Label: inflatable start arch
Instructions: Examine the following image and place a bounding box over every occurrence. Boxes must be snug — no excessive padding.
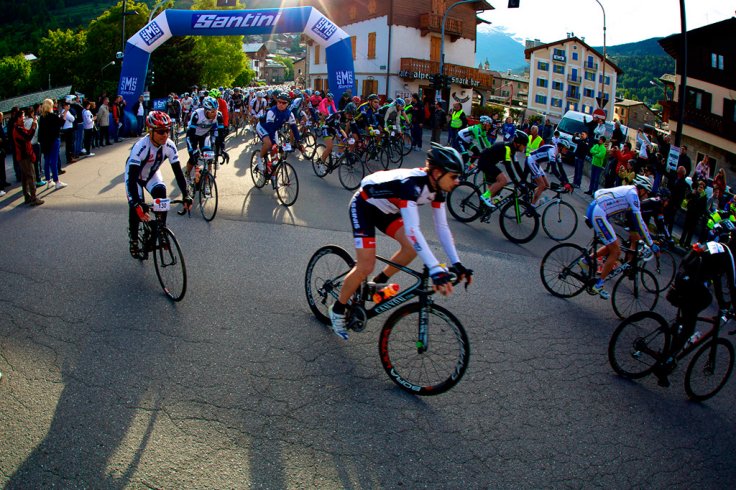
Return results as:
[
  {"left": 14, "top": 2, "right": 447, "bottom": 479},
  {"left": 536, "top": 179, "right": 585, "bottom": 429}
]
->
[{"left": 118, "top": 7, "right": 356, "bottom": 109}]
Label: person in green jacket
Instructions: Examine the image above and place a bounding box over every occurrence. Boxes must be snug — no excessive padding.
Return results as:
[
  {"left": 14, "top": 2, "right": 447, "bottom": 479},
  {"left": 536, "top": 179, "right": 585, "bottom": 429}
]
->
[{"left": 585, "top": 136, "right": 608, "bottom": 195}]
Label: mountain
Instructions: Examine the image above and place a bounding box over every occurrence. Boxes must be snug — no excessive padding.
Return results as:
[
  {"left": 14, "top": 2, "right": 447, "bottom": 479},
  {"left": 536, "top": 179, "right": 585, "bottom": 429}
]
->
[
  {"left": 475, "top": 28, "right": 527, "bottom": 72},
  {"left": 595, "top": 37, "right": 669, "bottom": 57}
]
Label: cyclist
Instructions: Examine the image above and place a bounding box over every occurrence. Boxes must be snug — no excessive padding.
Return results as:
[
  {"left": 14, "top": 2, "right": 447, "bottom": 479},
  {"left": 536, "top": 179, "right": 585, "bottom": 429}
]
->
[
  {"left": 523, "top": 139, "right": 572, "bottom": 205},
  {"left": 583, "top": 175, "right": 659, "bottom": 299},
  {"left": 230, "top": 87, "right": 245, "bottom": 130},
  {"left": 656, "top": 223, "right": 736, "bottom": 386},
  {"left": 455, "top": 115, "right": 493, "bottom": 157},
  {"left": 476, "top": 129, "right": 529, "bottom": 208},
  {"left": 354, "top": 94, "right": 382, "bottom": 135},
  {"left": 254, "top": 92, "right": 302, "bottom": 172},
  {"left": 210, "top": 89, "right": 229, "bottom": 159},
  {"left": 185, "top": 96, "right": 223, "bottom": 183},
  {"left": 383, "top": 97, "right": 407, "bottom": 134},
  {"left": 180, "top": 92, "right": 193, "bottom": 124},
  {"left": 314, "top": 103, "right": 357, "bottom": 171},
  {"left": 165, "top": 93, "right": 182, "bottom": 134},
  {"left": 125, "top": 111, "right": 191, "bottom": 256},
  {"left": 328, "top": 143, "right": 474, "bottom": 340}
]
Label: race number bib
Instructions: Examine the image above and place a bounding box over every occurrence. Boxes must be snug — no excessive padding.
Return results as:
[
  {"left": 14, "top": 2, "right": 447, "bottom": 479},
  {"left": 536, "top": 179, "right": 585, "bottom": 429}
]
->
[{"left": 152, "top": 198, "right": 171, "bottom": 212}]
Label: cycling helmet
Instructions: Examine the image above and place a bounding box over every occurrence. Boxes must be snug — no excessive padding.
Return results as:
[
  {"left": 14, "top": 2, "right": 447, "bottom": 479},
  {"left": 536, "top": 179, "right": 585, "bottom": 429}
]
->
[
  {"left": 314, "top": 91, "right": 320, "bottom": 96},
  {"left": 394, "top": 97, "right": 405, "bottom": 107},
  {"left": 266, "top": 90, "right": 273, "bottom": 96},
  {"left": 632, "top": 175, "right": 653, "bottom": 192},
  {"left": 513, "top": 130, "right": 529, "bottom": 146},
  {"left": 146, "top": 111, "right": 173, "bottom": 130},
  {"left": 367, "top": 94, "right": 378, "bottom": 101},
  {"left": 209, "top": 89, "right": 221, "bottom": 98},
  {"left": 304, "top": 89, "right": 312, "bottom": 96},
  {"left": 326, "top": 92, "right": 334, "bottom": 98},
  {"left": 479, "top": 115, "right": 492, "bottom": 125},
  {"left": 276, "top": 92, "right": 290, "bottom": 103},
  {"left": 183, "top": 92, "right": 189, "bottom": 97},
  {"left": 352, "top": 96, "right": 361, "bottom": 104},
  {"left": 233, "top": 87, "right": 241, "bottom": 93},
  {"left": 294, "top": 89, "right": 302, "bottom": 97},
  {"left": 343, "top": 102, "right": 357, "bottom": 116},
  {"left": 556, "top": 139, "right": 571, "bottom": 150},
  {"left": 427, "top": 142, "right": 463, "bottom": 174},
  {"left": 202, "top": 96, "right": 218, "bottom": 111}
]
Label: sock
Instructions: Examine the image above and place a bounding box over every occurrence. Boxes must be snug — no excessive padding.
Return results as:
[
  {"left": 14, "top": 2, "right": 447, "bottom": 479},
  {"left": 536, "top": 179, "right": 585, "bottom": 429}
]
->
[
  {"left": 373, "top": 272, "right": 390, "bottom": 284},
  {"left": 595, "top": 279, "right": 605, "bottom": 288},
  {"left": 481, "top": 189, "right": 491, "bottom": 199},
  {"left": 332, "top": 301, "right": 346, "bottom": 315}
]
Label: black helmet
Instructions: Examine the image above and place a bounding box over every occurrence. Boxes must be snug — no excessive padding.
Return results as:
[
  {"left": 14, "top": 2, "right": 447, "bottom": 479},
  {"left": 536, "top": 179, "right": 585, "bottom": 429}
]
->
[
  {"left": 514, "top": 130, "right": 529, "bottom": 146},
  {"left": 276, "top": 92, "right": 290, "bottom": 103},
  {"left": 343, "top": 102, "right": 357, "bottom": 116},
  {"left": 367, "top": 94, "right": 379, "bottom": 101},
  {"left": 427, "top": 142, "right": 463, "bottom": 174}
]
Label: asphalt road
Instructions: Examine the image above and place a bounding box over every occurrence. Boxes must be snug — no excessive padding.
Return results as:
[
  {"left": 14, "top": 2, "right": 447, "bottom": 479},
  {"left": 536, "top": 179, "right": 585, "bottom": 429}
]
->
[{"left": 1, "top": 132, "right": 734, "bottom": 488}]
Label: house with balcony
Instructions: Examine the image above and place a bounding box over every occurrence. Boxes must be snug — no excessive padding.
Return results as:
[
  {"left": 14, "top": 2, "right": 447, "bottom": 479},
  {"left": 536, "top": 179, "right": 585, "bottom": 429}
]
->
[
  {"left": 242, "top": 42, "right": 269, "bottom": 80},
  {"left": 488, "top": 70, "right": 529, "bottom": 107},
  {"left": 613, "top": 99, "right": 659, "bottom": 131},
  {"left": 524, "top": 35, "right": 621, "bottom": 122},
  {"left": 248, "top": 0, "right": 493, "bottom": 114},
  {"left": 658, "top": 17, "right": 736, "bottom": 174}
]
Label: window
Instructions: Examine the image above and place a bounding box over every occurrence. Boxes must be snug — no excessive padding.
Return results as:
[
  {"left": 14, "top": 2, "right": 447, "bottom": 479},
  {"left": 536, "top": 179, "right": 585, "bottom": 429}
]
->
[
  {"left": 686, "top": 87, "right": 712, "bottom": 112},
  {"left": 551, "top": 97, "right": 563, "bottom": 108},
  {"left": 552, "top": 81, "right": 564, "bottom": 91},
  {"left": 711, "top": 53, "right": 724, "bottom": 70},
  {"left": 361, "top": 79, "right": 378, "bottom": 98},
  {"left": 553, "top": 48, "right": 565, "bottom": 57},
  {"left": 368, "top": 32, "right": 376, "bottom": 59},
  {"left": 314, "top": 45, "right": 320, "bottom": 64},
  {"left": 537, "top": 61, "right": 549, "bottom": 71},
  {"left": 553, "top": 64, "right": 565, "bottom": 74},
  {"left": 582, "top": 104, "right": 592, "bottom": 114},
  {"left": 431, "top": 37, "right": 441, "bottom": 62},
  {"left": 351, "top": 36, "right": 356, "bottom": 60},
  {"left": 536, "top": 78, "right": 548, "bottom": 88},
  {"left": 535, "top": 94, "right": 547, "bottom": 104},
  {"left": 584, "top": 88, "right": 595, "bottom": 98},
  {"left": 725, "top": 99, "right": 736, "bottom": 123},
  {"left": 584, "top": 71, "right": 596, "bottom": 81},
  {"left": 567, "top": 102, "right": 578, "bottom": 111},
  {"left": 315, "top": 79, "right": 323, "bottom": 92},
  {"left": 572, "top": 52, "right": 578, "bottom": 61},
  {"left": 599, "top": 74, "right": 611, "bottom": 85}
]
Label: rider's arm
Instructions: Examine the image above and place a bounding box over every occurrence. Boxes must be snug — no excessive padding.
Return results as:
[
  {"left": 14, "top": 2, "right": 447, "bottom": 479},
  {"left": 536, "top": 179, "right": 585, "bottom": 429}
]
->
[
  {"left": 288, "top": 111, "right": 301, "bottom": 142},
  {"left": 628, "top": 193, "right": 654, "bottom": 246},
  {"left": 399, "top": 201, "right": 444, "bottom": 273},
  {"left": 126, "top": 163, "right": 143, "bottom": 207},
  {"left": 431, "top": 202, "right": 461, "bottom": 265}
]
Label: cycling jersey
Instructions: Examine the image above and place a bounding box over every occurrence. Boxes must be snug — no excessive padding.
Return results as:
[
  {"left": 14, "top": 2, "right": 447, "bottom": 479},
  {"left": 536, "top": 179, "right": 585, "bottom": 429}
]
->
[
  {"left": 383, "top": 104, "right": 404, "bottom": 130},
  {"left": 457, "top": 124, "right": 491, "bottom": 153},
  {"left": 525, "top": 144, "right": 556, "bottom": 179},
  {"left": 322, "top": 111, "right": 353, "bottom": 138},
  {"left": 477, "top": 142, "right": 525, "bottom": 185},
  {"left": 125, "top": 135, "right": 187, "bottom": 206},
  {"left": 587, "top": 185, "right": 653, "bottom": 246},
  {"left": 355, "top": 102, "right": 380, "bottom": 130},
  {"left": 351, "top": 168, "right": 460, "bottom": 270},
  {"left": 187, "top": 107, "right": 223, "bottom": 138},
  {"left": 231, "top": 93, "right": 244, "bottom": 111},
  {"left": 256, "top": 105, "right": 301, "bottom": 143},
  {"left": 250, "top": 97, "right": 267, "bottom": 116}
]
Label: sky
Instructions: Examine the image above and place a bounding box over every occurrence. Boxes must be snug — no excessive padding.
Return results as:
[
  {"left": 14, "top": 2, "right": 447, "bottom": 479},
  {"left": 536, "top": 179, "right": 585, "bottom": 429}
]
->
[{"left": 478, "top": 0, "right": 736, "bottom": 46}]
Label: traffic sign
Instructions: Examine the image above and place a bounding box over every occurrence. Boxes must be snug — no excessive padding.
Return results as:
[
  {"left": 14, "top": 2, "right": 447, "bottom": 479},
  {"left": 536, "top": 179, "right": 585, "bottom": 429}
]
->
[
  {"left": 592, "top": 108, "right": 606, "bottom": 119},
  {"left": 595, "top": 96, "right": 608, "bottom": 109}
]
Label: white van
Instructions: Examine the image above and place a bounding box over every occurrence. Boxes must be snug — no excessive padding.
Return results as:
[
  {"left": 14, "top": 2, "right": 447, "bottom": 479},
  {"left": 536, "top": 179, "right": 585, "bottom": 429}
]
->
[{"left": 555, "top": 110, "right": 628, "bottom": 157}]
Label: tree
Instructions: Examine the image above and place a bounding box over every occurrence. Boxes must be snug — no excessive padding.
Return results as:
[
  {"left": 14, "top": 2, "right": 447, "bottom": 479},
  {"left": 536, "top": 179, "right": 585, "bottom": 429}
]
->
[
  {"left": 0, "top": 55, "right": 32, "bottom": 98},
  {"left": 273, "top": 55, "right": 294, "bottom": 82},
  {"left": 232, "top": 63, "right": 257, "bottom": 88},
  {"left": 35, "top": 28, "right": 87, "bottom": 93}
]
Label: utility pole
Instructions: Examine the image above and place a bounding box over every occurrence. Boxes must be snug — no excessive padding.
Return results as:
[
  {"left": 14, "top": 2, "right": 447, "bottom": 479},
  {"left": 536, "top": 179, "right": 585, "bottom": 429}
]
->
[{"left": 594, "top": 0, "right": 607, "bottom": 111}]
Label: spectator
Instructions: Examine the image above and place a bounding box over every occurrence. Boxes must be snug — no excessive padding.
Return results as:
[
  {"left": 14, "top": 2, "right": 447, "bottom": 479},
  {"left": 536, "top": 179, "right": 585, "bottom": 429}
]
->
[
  {"left": 617, "top": 159, "right": 635, "bottom": 185},
  {"left": 526, "top": 125, "right": 543, "bottom": 155},
  {"left": 501, "top": 117, "right": 516, "bottom": 143},
  {"left": 678, "top": 144, "right": 692, "bottom": 176},
  {"left": 82, "top": 100, "right": 96, "bottom": 157},
  {"left": 38, "top": 98, "right": 66, "bottom": 189},
  {"left": 586, "top": 136, "right": 608, "bottom": 195},
  {"left": 664, "top": 166, "right": 689, "bottom": 234},
  {"left": 97, "top": 97, "right": 111, "bottom": 146},
  {"left": 70, "top": 97, "right": 84, "bottom": 157},
  {"left": 571, "top": 131, "right": 590, "bottom": 188},
  {"left": 60, "top": 100, "right": 77, "bottom": 166},
  {"left": 610, "top": 120, "right": 625, "bottom": 149},
  {"left": 430, "top": 100, "right": 446, "bottom": 144},
  {"left": 694, "top": 154, "right": 711, "bottom": 181},
  {"left": 447, "top": 101, "right": 467, "bottom": 147},
  {"left": 713, "top": 168, "right": 727, "bottom": 209},
  {"left": 7, "top": 107, "right": 21, "bottom": 182},
  {"left": 679, "top": 179, "right": 708, "bottom": 247},
  {"left": 133, "top": 95, "right": 146, "bottom": 136},
  {"left": 338, "top": 91, "right": 351, "bottom": 111},
  {"left": 23, "top": 104, "right": 45, "bottom": 187},
  {"left": 541, "top": 118, "right": 554, "bottom": 142},
  {"left": 11, "top": 109, "right": 43, "bottom": 206},
  {"left": 0, "top": 112, "right": 8, "bottom": 194},
  {"left": 407, "top": 93, "right": 424, "bottom": 151}
]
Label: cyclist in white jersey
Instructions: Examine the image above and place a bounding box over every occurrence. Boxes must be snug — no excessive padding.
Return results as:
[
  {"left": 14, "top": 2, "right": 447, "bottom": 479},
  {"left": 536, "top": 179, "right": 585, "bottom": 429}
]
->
[
  {"left": 584, "top": 175, "right": 659, "bottom": 298},
  {"left": 249, "top": 92, "right": 268, "bottom": 125}
]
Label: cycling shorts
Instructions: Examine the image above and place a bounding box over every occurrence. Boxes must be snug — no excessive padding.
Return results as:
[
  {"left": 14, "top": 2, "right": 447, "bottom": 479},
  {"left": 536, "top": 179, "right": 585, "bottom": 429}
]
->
[
  {"left": 349, "top": 191, "right": 404, "bottom": 249},
  {"left": 586, "top": 202, "right": 617, "bottom": 246},
  {"left": 524, "top": 157, "right": 545, "bottom": 179},
  {"left": 125, "top": 170, "right": 166, "bottom": 205},
  {"left": 255, "top": 123, "right": 278, "bottom": 144}
]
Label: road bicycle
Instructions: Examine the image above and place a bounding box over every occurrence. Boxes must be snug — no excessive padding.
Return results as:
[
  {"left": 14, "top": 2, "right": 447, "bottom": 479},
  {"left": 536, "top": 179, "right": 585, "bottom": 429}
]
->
[
  {"left": 608, "top": 309, "right": 735, "bottom": 401},
  {"left": 447, "top": 180, "right": 540, "bottom": 244},
  {"left": 304, "top": 245, "right": 470, "bottom": 395},
  {"left": 540, "top": 228, "right": 660, "bottom": 318},
  {"left": 299, "top": 121, "right": 318, "bottom": 160},
  {"left": 249, "top": 144, "right": 299, "bottom": 207},
  {"left": 169, "top": 119, "right": 181, "bottom": 146},
  {"left": 130, "top": 198, "right": 187, "bottom": 301},
  {"left": 177, "top": 149, "right": 218, "bottom": 221},
  {"left": 312, "top": 137, "right": 364, "bottom": 190}
]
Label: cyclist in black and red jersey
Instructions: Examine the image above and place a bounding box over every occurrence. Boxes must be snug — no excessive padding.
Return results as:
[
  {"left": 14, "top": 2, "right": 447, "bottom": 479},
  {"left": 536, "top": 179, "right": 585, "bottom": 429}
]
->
[{"left": 328, "top": 143, "right": 474, "bottom": 340}]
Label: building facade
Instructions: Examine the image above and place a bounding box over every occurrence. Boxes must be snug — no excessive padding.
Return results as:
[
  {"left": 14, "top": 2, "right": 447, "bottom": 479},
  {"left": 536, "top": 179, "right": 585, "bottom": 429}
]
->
[
  {"left": 659, "top": 17, "right": 736, "bottom": 174},
  {"left": 488, "top": 70, "right": 529, "bottom": 107},
  {"left": 524, "top": 35, "right": 621, "bottom": 122},
  {"left": 613, "top": 99, "right": 658, "bottom": 131}
]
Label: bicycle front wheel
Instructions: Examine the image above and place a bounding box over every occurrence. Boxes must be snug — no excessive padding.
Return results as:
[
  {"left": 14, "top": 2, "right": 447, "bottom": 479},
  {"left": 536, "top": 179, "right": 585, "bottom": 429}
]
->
[
  {"left": 499, "top": 198, "right": 539, "bottom": 244},
  {"left": 611, "top": 269, "right": 659, "bottom": 319},
  {"left": 338, "top": 153, "right": 364, "bottom": 191},
  {"left": 400, "top": 133, "right": 412, "bottom": 156},
  {"left": 608, "top": 311, "right": 670, "bottom": 379},
  {"left": 302, "top": 132, "right": 317, "bottom": 160},
  {"left": 542, "top": 200, "right": 578, "bottom": 241},
  {"left": 250, "top": 151, "right": 266, "bottom": 188},
  {"left": 312, "top": 144, "right": 329, "bottom": 177},
  {"left": 684, "top": 338, "right": 735, "bottom": 401},
  {"left": 643, "top": 250, "right": 676, "bottom": 293},
  {"left": 276, "top": 162, "right": 299, "bottom": 207},
  {"left": 447, "top": 182, "right": 483, "bottom": 223},
  {"left": 539, "top": 243, "right": 589, "bottom": 298},
  {"left": 379, "top": 303, "right": 469, "bottom": 396},
  {"left": 198, "top": 173, "right": 218, "bottom": 221},
  {"left": 153, "top": 227, "right": 187, "bottom": 301},
  {"left": 305, "top": 245, "right": 355, "bottom": 325}
]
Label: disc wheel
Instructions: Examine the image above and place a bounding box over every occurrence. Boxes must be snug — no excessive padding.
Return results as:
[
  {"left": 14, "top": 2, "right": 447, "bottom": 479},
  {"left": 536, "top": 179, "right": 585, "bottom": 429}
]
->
[
  {"left": 447, "top": 182, "right": 483, "bottom": 223},
  {"left": 276, "top": 162, "right": 299, "bottom": 207},
  {"left": 539, "top": 243, "right": 589, "bottom": 298},
  {"left": 250, "top": 151, "right": 266, "bottom": 188},
  {"left": 338, "top": 153, "right": 364, "bottom": 191},
  {"left": 684, "top": 338, "right": 735, "bottom": 402},
  {"left": 198, "top": 173, "right": 218, "bottom": 222},
  {"left": 542, "top": 200, "right": 578, "bottom": 241},
  {"left": 608, "top": 311, "right": 670, "bottom": 379},
  {"left": 305, "top": 245, "right": 355, "bottom": 325},
  {"left": 498, "top": 198, "right": 540, "bottom": 244},
  {"left": 153, "top": 227, "right": 187, "bottom": 302},
  {"left": 611, "top": 269, "right": 660, "bottom": 319}
]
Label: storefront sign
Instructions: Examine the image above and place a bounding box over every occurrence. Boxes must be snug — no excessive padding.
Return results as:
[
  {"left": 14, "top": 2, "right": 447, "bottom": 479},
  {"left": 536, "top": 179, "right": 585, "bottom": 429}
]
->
[
  {"left": 399, "top": 70, "right": 481, "bottom": 88},
  {"left": 452, "top": 91, "right": 471, "bottom": 104}
]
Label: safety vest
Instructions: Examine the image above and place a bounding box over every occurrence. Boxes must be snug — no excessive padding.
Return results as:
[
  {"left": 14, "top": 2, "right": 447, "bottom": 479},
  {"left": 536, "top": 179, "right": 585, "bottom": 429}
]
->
[
  {"left": 526, "top": 134, "right": 543, "bottom": 155},
  {"left": 450, "top": 109, "right": 464, "bottom": 129}
]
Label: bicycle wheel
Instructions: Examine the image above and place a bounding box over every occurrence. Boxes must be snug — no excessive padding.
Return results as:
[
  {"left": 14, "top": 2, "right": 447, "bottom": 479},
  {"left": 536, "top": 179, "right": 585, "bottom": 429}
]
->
[
  {"left": 378, "top": 303, "right": 469, "bottom": 396},
  {"left": 643, "top": 250, "right": 676, "bottom": 293},
  {"left": 542, "top": 200, "right": 578, "bottom": 241},
  {"left": 305, "top": 245, "right": 355, "bottom": 325},
  {"left": 498, "top": 198, "right": 540, "bottom": 244},
  {"left": 199, "top": 172, "right": 218, "bottom": 222},
  {"left": 302, "top": 131, "right": 317, "bottom": 160},
  {"left": 153, "top": 227, "right": 187, "bottom": 301},
  {"left": 447, "top": 182, "right": 483, "bottom": 223},
  {"left": 338, "top": 153, "right": 364, "bottom": 191},
  {"left": 400, "top": 133, "right": 413, "bottom": 156},
  {"left": 539, "top": 243, "right": 589, "bottom": 298},
  {"left": 611, "top": 269, "right": 660, "bottom": 319},
  {"left": 390, "top": 139, "right": 404, "bottom": 166},
  {"left": 250, "top": 151, "right": 266, "bottom": 188},
  {"left": 276, "top": 162, "right": 299, "bottom": 207},
  {"left": 362, "top": 146, "right": 384, "bottom": 175},
  {"left": 379, "top": 145, "right": 392, "bottom": 170},
  {"left": 608, "top": 311, "right": 670, "bottom": 379},
  {"left": 312, "top": 144, "right": 329, "bottom": 177},
  {"left": 684, "top": 338, "right": 735, "bottom": 401}
]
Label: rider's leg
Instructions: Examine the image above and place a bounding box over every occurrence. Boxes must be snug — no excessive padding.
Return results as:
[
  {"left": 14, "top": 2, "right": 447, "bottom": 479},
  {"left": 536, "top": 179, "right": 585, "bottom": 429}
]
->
[
  {"left": 322, "top": 137, "right": 334, "bottom": 163},
  {"left": 599, "top": 239, "right": 620, "bottom": 282},
  {"left": 533, "top": 175, "right": 548, "bottom": 204},
  {"left": 337, "top": 248, "right": 377, "bottom": 306},
  {"left": 373, "top": 225, "right": 417, "bottom": 282}
]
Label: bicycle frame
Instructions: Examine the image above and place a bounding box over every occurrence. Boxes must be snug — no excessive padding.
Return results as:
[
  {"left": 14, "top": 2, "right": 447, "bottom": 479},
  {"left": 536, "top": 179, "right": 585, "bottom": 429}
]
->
[{"left": 672, "top": 314, "right": 728, "bottom": 362}]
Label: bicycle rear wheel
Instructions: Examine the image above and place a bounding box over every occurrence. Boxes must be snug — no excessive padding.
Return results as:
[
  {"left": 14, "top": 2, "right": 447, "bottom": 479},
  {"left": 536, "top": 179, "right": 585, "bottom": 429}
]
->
[
  {"left": 153, "top": 227, "right": 187, "bottom": 301},
  {"left": 312, "top": 144, "right": 329, "bottom": 177},
  {"left": 611, "top": 269, "right": 659, "bottom": 319},
  {"left": 379, "top": 303, "right": 469, "bottom": 396},
  {"left": 447, "top": 182, "right": 483, "bottom": 223},
  {"left": 498, "top": 198, "right": 539, "bottom": 244},
  {"left": 542, "top": 200, "right": 578, "bottom": 241},
  {"left": 608, "top": 311, "right": 670, "bottom": 379},
  {"left": 362, "top": 146, "right": 384, "bottom": 175},
  {"left": 276, "top": 161, "right": 299, "bottom": 206},
  {"left": 643, "top": 250, "right": 676, "bottom": 293},
  {"left": 199, "top": 172, "right": 218, "bottom": 222},
  {"left": 338, "top": 153, "right": 364, "bottom": 191},
  {"left": 302, "top": 131, "right": 317, "bottom": 160},
  {"left": 305, "top": 245, "right": 355, "bottom": 325},
  {"left": 400, "top": 133, "right": 413, "bottom": 156},
  {"left": 250, "top": 151, "right": 266, "bottom": 188},
  {"left": 684, "top": 338, "right": 734, "bottom": 401},
  {"left": 539, "top": 243, "right": 589, "bottom": 298}
]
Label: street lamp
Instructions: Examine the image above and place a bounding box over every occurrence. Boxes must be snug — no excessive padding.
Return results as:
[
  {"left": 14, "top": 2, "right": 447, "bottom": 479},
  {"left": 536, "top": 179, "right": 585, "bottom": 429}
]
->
[
  {"left": 121, "top": 0, "right": 139, "bottom": 53},
  {"left": 594, "top": 0, "right": 607, "bottom": 111},
  {"left": 101, "top": 61, "right": 116, "bottom": 77},
  {"left": 440, "top": 0, "right": 478, "bottom": 91},
  {"left": 149, "top": 0, "right": 168, "bottom": 24}
]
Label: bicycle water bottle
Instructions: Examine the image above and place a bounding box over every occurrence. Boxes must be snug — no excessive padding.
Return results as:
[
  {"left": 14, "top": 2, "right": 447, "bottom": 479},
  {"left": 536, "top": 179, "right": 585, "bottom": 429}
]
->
[
  {"left": 194, "top": 166, "right": 201, "bottom": 184},
  {"left": 684, "top": 331, "right": 702, "bottom": 350},
  {"left": 373, "top": 284, "right": 400, "bottom": 303}
]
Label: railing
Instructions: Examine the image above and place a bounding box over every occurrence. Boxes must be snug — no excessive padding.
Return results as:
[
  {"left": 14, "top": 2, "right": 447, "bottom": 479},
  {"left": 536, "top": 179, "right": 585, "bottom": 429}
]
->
[
  {"left": 399, "top": 58, "right": 493, "bottom": 90},
  {"left": 668, "top": 103, "right": 736, "bottom": 141},
  {"left": 419, "top": 13, "right": 463, "bottom": 38},
  {"left": 567, "top": 74, "right": 581, "bottom": 84},
  {"left": 584, "top": 62, "right": 599, "bottom": 71},
  {"left": 566, "top": 91, "right": 580, "bottom": 101}
]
